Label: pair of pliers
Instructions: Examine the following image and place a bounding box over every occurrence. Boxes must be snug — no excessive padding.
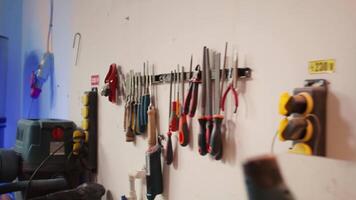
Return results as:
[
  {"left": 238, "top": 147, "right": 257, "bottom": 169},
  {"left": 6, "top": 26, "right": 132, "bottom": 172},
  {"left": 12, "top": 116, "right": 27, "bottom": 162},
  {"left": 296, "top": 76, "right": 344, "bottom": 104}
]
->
[
  {"left": 183, "top": 65, "right": 201, "bottom": 117},
  {"left": 221, "top": 55, "right": 239, "bottom": 113}
]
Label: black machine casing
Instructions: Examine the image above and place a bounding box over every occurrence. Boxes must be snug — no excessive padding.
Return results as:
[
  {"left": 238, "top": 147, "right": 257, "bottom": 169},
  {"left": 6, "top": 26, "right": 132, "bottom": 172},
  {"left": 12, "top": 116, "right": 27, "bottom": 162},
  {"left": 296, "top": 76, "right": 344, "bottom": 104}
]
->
[{"left": 13, "top": 119, "right": 84, "bottom": 193}]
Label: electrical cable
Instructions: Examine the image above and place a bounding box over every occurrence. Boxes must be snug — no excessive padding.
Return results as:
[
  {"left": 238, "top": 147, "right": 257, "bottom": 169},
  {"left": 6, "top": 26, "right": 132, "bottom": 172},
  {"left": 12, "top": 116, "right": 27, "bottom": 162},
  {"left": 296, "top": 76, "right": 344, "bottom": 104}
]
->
[
  {"left": 270, "top": 130, "right": 279, "bottom": 154},
  {"left": 46, "top": 0, "right": 54, "bottom": 53},
  {"left": 27, "top": 99, "right": 34, "bottom": 118},
  {"left": 23, "top": 139, "right": 71, "bottom": 200}
]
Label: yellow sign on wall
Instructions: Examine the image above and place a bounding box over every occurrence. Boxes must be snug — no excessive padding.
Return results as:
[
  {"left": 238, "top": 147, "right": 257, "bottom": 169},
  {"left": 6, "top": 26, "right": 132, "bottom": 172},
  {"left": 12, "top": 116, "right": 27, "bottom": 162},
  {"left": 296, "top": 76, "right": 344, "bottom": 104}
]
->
[{"left": 308, "top": 59, "right": 335, "bottom": 74}]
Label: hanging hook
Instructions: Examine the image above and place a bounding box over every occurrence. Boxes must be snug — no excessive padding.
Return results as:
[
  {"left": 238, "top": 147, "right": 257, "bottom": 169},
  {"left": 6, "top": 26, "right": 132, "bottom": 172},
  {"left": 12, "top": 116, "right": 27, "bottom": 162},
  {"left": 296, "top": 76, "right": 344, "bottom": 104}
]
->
[{"left": 73, "top": 32, "right": 81, "bottom": 65}]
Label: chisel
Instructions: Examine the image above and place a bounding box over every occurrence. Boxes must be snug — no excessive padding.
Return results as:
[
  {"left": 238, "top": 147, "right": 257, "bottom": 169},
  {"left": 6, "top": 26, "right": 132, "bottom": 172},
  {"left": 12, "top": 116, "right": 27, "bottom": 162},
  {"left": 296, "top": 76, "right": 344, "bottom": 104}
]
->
[{"left": 198, "top": 47, "right": 208, "bottom": 156}]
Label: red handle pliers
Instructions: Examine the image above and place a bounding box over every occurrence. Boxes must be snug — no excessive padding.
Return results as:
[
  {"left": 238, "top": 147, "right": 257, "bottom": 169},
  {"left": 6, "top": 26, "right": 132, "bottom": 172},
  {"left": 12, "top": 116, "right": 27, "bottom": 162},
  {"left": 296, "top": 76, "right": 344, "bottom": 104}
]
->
[
  {"left": 221, "top": 83, "right": 238, "bottom": 113},
  {"left": 221, "top": 55, "right": 239, "bottom": 113}
]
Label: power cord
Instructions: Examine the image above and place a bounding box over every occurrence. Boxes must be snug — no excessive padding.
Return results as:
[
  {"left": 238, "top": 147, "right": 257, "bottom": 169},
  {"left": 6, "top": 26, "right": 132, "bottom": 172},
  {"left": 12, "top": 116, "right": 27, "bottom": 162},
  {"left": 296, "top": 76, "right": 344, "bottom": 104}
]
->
[
  {"left": 270, "top": 130, "right": 279, "bottom": 154},
  {"left": 23, "top": 139, "right": 72, "bottom": 200}
]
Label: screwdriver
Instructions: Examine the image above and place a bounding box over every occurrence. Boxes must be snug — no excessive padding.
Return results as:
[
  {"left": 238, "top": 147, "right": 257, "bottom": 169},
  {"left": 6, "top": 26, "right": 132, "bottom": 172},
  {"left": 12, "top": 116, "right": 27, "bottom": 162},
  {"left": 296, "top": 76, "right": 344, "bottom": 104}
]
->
[
  {"left": 125, "top": 71, "right": 135, "bottom": 142},
  {"left": 123, "top": 73, "right": 128, "bottom": 132},
  {"left": 138, "top": 64, "right": 146, "bottom": 133},
  {"left": 179, "top": 66, "right": 189, "bottom": 146},
  {"left": 131, "top": 74, "right": 137, "bottom": 134},
  {"left": 169, "top": 70, "right": 179, "bottom": 132},
  {"left": 198, "top": 47, "right": 208, "bottom": 156},
  {"left": 166, "top": 71, "right": 174, "bottom": 165},
  {"left": 139, "top": 67, "right": 146, "bottom": 133},
  {"left": 136, "top": 72, "right": 144, "bottom": 134},
  {"left": 143, "top": 61, "right": 150, "bottom": 128}
]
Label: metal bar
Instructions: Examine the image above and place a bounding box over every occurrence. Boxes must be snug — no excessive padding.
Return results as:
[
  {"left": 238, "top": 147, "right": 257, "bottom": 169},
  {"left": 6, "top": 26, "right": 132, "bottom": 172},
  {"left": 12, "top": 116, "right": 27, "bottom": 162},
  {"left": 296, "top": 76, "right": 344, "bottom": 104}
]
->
[{"left": 150, "top": 67, "right": 252, "bottom": 85}]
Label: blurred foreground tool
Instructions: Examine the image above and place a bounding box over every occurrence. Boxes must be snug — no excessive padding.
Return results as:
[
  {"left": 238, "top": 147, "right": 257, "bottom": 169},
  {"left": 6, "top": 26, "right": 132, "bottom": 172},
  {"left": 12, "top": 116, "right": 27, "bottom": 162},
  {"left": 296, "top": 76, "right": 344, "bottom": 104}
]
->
[{"left": 243, "top": 155, "right": 295, "bottom": 200}]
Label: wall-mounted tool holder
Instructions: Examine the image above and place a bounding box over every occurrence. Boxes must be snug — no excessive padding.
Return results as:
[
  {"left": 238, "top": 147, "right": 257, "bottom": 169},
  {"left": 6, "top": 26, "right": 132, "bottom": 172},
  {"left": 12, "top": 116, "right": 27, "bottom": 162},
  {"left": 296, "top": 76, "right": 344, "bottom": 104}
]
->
[
  {"left": 278, "top": 79, "right": 327, "bottom": 156},
  {"left": 150, "top": 67, "right": 251, "bottom": 84},
  {"left": 73, "top": 87, "right": 98, "bottom": 172}
]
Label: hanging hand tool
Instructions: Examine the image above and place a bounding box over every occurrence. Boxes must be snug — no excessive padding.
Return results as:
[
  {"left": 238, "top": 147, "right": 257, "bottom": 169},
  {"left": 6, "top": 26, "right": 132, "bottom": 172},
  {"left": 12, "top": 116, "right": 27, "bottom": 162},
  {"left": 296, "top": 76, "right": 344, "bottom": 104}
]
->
[
  {"left": 139, "top": 69, "right": 146, "bottom": 134},
  {"left": 210, "top": 52, "right": 224, "bottom": 160},
  {"left": 220, "top": 42, "right": 228, "bottom": 106},
  {"left": 134, "top": 73, "right": 142, "bottom": 135},
  {"left": 143, "top": 61, "right": 151, "bottom": 128},
  {"left": 179, "top": 66, "right": 189, "bottom": 146},
  {"left": 136, "top": 72, "right": 145, "bottom": 134},
  {"left": 130, "top": 73, "right": 136, "bottom": 134},
  {"left": 166, "top": 71, "right": 174, "bottom": 165},
  {"left": 221, "top": 52, "right": 239, "bottom": 113},
  {"left": 147, "top": 65, "right": 157, "bottom": 149},
  {"left": 176, "top": 66, "right": 181, "bottom": 119},
  {"left": 124, "top": 73, "right": 130, "bottom": 132},
  {"left": 101, "top": 64, "right": 118, "bottom": 103},
  {"left": 146, "top": 66, "right": 164, "bottom": 200},
  {"left": 125, "top": 71, "right": 135, "bottom": 142},
  {"left": 198, "top": 47, "right": 208, "bottom": 156},
  {"left": 138, "top": 64, "right": 146, "bottom": 133},
  {"left": 205, "top": 48, "right": 214, "bottom": 153},
  {"left": 183, "top": 57, "right": 200, "bottom": 118},
  {"left": 169, "top": 70, "right": 179, "bottom": 132},
  {"left": 117, "top": 66, "right": 126, "bottom": 105}
]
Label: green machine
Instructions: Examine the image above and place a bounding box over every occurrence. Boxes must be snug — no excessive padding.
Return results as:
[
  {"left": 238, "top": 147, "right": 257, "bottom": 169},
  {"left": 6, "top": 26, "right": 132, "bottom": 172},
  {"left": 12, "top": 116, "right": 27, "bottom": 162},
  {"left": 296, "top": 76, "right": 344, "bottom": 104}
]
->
[
  {"left": 0, "top": 89, "right": 101, "bottom": 199},
  {"left": 14, "top": 119, "right": 75, "bottom": 176}
]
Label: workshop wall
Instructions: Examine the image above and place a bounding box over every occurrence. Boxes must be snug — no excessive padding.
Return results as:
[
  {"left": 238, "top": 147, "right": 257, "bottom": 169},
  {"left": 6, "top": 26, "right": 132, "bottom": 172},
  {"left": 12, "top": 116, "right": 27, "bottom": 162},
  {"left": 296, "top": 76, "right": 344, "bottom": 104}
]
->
[
  {"left": 0, "top": 0, "right": 23, "bottom": 148},
  {"left": 21, "top": 0, "right": 356, "bottom": 199}
]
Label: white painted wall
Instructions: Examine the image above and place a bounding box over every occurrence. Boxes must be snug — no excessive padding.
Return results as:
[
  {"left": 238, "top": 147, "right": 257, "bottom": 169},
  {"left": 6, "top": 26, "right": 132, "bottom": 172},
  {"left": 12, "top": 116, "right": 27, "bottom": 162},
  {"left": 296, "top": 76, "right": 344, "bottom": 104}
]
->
[
  {"left": 20, "top": 0, "right": 356, "bottom": 199},
  {"left": 0, "top": 0, "right": 23, "bottom": 148}
]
